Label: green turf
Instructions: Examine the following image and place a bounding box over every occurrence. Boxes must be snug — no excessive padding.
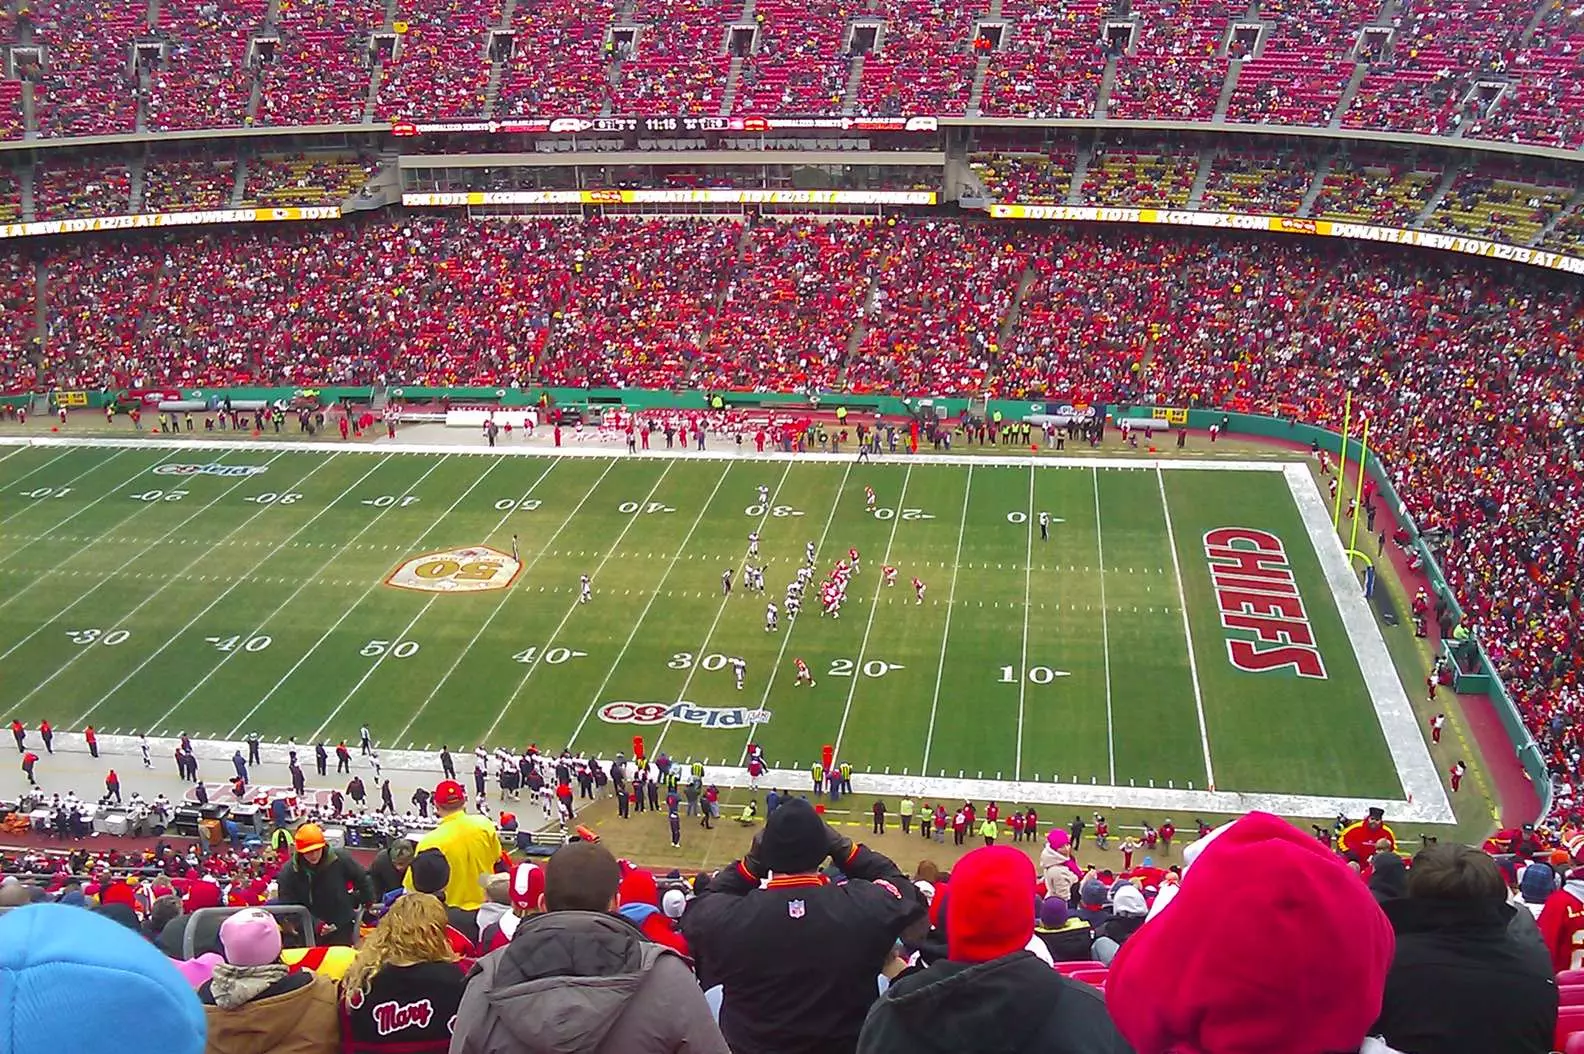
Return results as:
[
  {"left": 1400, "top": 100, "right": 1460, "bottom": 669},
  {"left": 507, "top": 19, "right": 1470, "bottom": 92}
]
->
[{"left": 0, "top": 444, "right": 1406, "bottom": 800}]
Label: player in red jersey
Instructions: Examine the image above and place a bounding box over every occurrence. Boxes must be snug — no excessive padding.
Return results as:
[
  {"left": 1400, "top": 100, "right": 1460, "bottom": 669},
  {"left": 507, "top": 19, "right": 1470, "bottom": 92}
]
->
[
  {"left": 848, "top": 547, "right": 860, "bottom": 573},
  {"left": 794, "top": 658, "right": 815, "bottom": 686},
  {"left": 882, "top": 564, "right": 897, "bottom": 586},
  {"left": 913, "top": 576, "right": 926, "bottom": 604}
]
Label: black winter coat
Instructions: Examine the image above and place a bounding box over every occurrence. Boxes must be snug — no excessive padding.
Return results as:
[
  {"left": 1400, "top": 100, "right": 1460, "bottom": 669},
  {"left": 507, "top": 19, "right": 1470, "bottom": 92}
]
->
[
  {"left": 1372, "top": 897, "right": 1557, "bottom": 1054},
  {"left": 858, "top": 952, "right": 1133, "bottom": 1054},
  {"left": 277, "top": 848, "right": 375, "bottom": 929}
]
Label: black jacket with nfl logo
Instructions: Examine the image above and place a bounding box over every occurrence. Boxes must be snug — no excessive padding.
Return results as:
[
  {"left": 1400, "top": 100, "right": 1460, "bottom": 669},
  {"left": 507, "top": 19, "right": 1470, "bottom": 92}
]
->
[{"left": 681, "top": 841, "right": 926, "bottom": 1054}]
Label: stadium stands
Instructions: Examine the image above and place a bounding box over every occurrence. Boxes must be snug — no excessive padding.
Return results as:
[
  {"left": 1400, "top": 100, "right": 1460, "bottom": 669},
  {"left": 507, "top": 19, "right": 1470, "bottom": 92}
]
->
[
  {"left": 256, "top": 0, "right": 382, "bottom": 127},
  {"left": 852, "top": 0, "right": 975, "bottom": 116},
  {"left": 34, "top": 163, "right": 132, "bottom": 219},
  {"left": 978, "top": 0, "right": 1105, "bottom": 118},
  {"left": 143, "top": 159, "right": 238, "bottom": 212},
  {"left": 1199, "top": 149, "right": 1311, "bottom": 213},
  {"left": 498, "top": 0, "right": 614, "bottom": 115},
  {"left": 1105, "top": 0, "right": 1229, "bottom": 121},
  {"left": 970, "top": 151, "right": 1076, "bottom": 204},
  {"left": 240, "top": 153, "right": 379, "bottom": 206},
  {"left": 145, "top": 0, "right": 266, "bottom": 132},
  {"left": 731, "top": 0, "right": 850, "bottom": 116},
  {"left": 375, "top": 0, "right": 493, "bottom": 121},
  {"left": 1311, "top": 155, "right": 1440, "bottom": 225},
  {"left": 1422, "top": 165, "right": 1571, "bottom": 243},
  {"left": 605, "top": 0, "right": 736, "bottom": 116},
  {"left": 32, "top": 0, "right": 144, "bottom": 138},
  {"left": 0, "top": 167, "right": 21, "bottom": 222},
  {"left": 1078, "top": 143, "right": 1197, "bottom": 207}
]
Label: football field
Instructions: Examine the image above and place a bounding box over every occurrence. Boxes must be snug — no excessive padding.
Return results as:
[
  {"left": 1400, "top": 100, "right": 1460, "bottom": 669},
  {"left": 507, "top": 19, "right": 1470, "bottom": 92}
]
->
[{"left": 0, "top": 437, "right": 1452, "bottom": 822}]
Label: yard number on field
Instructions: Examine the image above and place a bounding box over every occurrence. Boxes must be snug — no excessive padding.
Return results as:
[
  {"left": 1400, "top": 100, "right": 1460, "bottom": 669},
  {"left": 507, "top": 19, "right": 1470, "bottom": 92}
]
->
[
  {"left": 745, "top": 504, "right": 804, "bottom": 517},
  {"left": 511, "top": 646, "right": 587, "bottom": 664},
  {"left": 19, "top": 487, "right": 71, "bottom": 499},
  {"left": 207, "top": 635, "right": 272, "bottom": 653},
  {"left": 65, "top": 628, "right": 130, "bottom": 646},
  {"left": 1000, "top": 664, "right": 1070, "bottom": 684},
  {"left": 620, "top": 501, "right": 675, "bottom": 514},
  {"left": 495, "top": 499, "right": 543, "bottom": 511},
  {"left": 829, "top": 658, "right": 904, "bottom": 678},
  {"left": 130, "top": 489, "right": 187, "bottom": 502},
  {"left": 361, "top": 639, "right": 421, "bottom": 658},
  {"left": 362, "top": 495, "right": 419, "bottom": 508},
  {"left": 245, "top": 492, "right": 302, "bottom": 505},
  {"left": 874, "top": 508, "right": 933, "bottom": 521}
]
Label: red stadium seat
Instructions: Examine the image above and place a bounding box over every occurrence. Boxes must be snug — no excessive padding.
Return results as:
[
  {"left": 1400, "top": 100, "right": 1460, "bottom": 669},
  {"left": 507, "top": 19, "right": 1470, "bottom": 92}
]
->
[
  {"left": 1566, "top": 1030, "right": 1584, "bottom": 1054},
  {"left": 1558, "top": 970, "right": 1584, "bottom": 986},
  {"left": 1561, "top": 985, "right": 1584, "bottom": 1006},
  {"left": 1556, "top": 1005, "right": 1584, "bottom": 1049}
]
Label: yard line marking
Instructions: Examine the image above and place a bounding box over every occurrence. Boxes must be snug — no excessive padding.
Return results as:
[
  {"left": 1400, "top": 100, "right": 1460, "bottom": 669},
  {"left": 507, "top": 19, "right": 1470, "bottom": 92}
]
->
[
  {"left": 1094, "top": 467, "right": 1115, "bottom": 784},
  {"left": 482, "top": 460, "right": 680, "bottom": 743},
  {"left": 311, "top": 457, "right": 511, "bottom": 741},
  {"left": 921, "top": 464, "right": 972, "bottom": 775},
  {"left": 222, "top": 454, "right": 458, "bottom": 738},
  {"left": 0, "top": 450, "right": 81, "bottom": 519},
  {"left": 567, "top": 461, "right": 741, "bottom": 752},
  {"left": 1157, "top": 466, "right": 1215, "bottom": 788},
  {"left": 832, "top": 464, "right": 912, "bottom": 760},
  {"left": 1014, "top": 463, "right": 1035, "bottom": 780},
  {"left": 392, "top": 458, "right": 612, "bottom": 743},
  {"left": 2, "top": 450, "right": 298, "bottom": 707},
  {"left": 647, "top": 460, "right": 793, "bottom": 757},
  {"left": 109, "top": 454, "right": 391, "bottom": 730}
]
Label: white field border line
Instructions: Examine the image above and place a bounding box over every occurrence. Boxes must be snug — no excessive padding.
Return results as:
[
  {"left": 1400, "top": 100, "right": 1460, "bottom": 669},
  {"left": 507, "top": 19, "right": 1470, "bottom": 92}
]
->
[
  {"left": 0, "top": 435, "right": 1294, "bottom": 473},
  {"left": 96, "top": 454, "right": 389, "bottom": 730},
  {"left": 393, "top": 457, "right": 608, "bottom": 745},
  {"left": 0, "top": 449, "right": 291, "bottom": 663},
  {"left": 223, "top": 454, "right": 458, "bottom": 739},
  {"left": 481, "top": 459, "right": 682, "bottom": 743},
  {"left": 4, "top": 450, "right": 301, "bottom": 709},
  {"left": 1283, "top": 462, "right": 1452, "bottom": 820},
  {"left": 1157, "top": 465, "right": 1216, "bottom": 789},
  {"left": 920, "top": 463, "right": 972, "bottom": 775},
  {"left": 1095, "top": 467, "right": 1116, "bottom": 784},
  {"left": 1015, "top": 463, "right": 1035, "bottom": 781},
  {"left": 311, "top": 456, "right": 512, "bottom": 741},
  {"left": 646, "top": 460, "right": 793, "bottom": 758},
  {"left": 567, "top": 462, "right": 739, "bottom": 752},
  {"left": 832, "top": 464, "right": 914, "bottom": 760},
  {"left": 733, "top": 459, "right": 856, "bottom": 768}
]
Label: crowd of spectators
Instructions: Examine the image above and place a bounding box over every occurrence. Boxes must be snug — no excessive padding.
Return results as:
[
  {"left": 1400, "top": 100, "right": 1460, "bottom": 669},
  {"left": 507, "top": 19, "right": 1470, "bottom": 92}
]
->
[
  {"left": 1199, "top": 149, "right": 1311, "bottom": 214},
  {"left": 969, "top": 151, "right": 1075, "bottom": 203},
  {"left": 497, "top": 0, "right": 614, "bottom": 116},
  {"left": 1311, "top": 155, "right": 1440, "bottom": 226},
  {"left": 375, "top": 0, "right": 493, "bottom": 121},
  {"left": 34, "top": 163, "right": 132, "bottom": 219},
  {"left": 146, "top": 0, "right": 267, "bottom": 132},
  {"left": 852, "top": 0, "right": 975, "bottom": 117},
  {"left": 31, "top": 0, "right": 145, "bottom": 138},
  {"left": 1105, "top": 0, "right": 1230, "bottom": 121},
  {"left": 731, "top": 0, "right": 852, "bottom": 116},
  {"left": 0, "top": 166, "right": 21, "bottom": 222},
  {"left": 1421, "top": 167, "right": 1572, "bottom": 244},
  {"left": 144, "top": 158, "right": 238, "bottom": 212},
  {"left": 606, "top": 0, "right": 737, "bottom": 116},
  {"left": 240, "top": 153, "right": 381, "bottom": 207},
  {"left": 256, "top": 0, "right": 383, "bottom": 127},
  {"left": 1078, "top": 144, "right": 1197, "bottom": 208},
  {"left": 978, "top": 0, "right": 1106, "bottom": 118}
]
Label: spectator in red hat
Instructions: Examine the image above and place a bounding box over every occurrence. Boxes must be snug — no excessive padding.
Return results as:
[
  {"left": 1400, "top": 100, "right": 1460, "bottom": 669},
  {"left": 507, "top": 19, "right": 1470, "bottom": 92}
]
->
[
  {"left": 407, "top": 779, "right": 507, "bottom": 911},
  {"left": 1107, "top": 811, "right": 1400, "bottom": 1054},
  {"left": 615, "top": 866, "right": 690, "bottom": 957},
  {"left": 858, "top": 845, "right": 1128, "bottom": 1054},
  {"left": 476, "top": 861, "right": 545, "bottom": 953},
  {"left": 1372, "top": 843, "right": 1556, "bottom": 1054}
]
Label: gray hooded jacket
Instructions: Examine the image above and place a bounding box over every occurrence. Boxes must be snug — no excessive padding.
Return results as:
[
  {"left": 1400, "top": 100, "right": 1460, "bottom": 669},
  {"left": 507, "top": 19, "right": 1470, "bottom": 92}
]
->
[{"left": 448, "top": 910, "right": 728, "bottom": 1054}]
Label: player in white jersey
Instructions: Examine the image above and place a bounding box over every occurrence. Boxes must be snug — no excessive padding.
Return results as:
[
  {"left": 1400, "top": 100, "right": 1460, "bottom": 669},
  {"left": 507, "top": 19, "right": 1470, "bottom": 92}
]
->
[
  {"left": 765, "top": 602, "right": 779, "bottom": 632},
  {"left": 806, "top": 540, "right": 816, "bottom": 566},
  {"left": 882, "top": 564, "right": 897, "bottom": 586},
  {"left": 794, "top": 657, "right": 814, "bottom": 686},
  {"left": 864, "top": 485, "right": 876, "bottom": 511},
  {"left": 848, "top": 547, "right": 861, "bottom": 573},
  {"left": 721, "top": 568, "right": 734, "bottom": 595},
  {"left": 748, "top": 531, "right": 760, "bottom": 558},
  {"left": 786, "top": 595, "right": 801, "bottom": 619},
  {"left": 580, "top": 574, "right": 592, "bottom": 603},
  {"left": 730, "top": 656, "right": 747, "bottom": 690},
  {"left": 758, "top": 484, "right": 770, "bottom": 505},
  {"left": 913, "top": 576, "right": 927, "bottom": 604},
  {"left": 797, "top": 566, "right": 813, "bottom": 586}
]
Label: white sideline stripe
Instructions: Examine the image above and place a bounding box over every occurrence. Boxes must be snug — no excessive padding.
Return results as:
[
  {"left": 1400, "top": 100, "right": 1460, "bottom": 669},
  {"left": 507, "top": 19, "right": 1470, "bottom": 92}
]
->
[
  {"left": 1157, "top": 466, "right": 1216, "bottom": 789},
  {"left": 481, "top": 461, "right": 680, "bottom": 743},
  {"left": 572, "top": 463, "right": 740, "bottom": 753},
  {"left": 72, "top": 453, "right": 352, "bottom": 726},
  {"left": 921, "top": 464, "right": 972, "bottom": 773},
  {"left": 163, "top": 456, "right": 392, "bottom": 735},
  {"left": 1015, "top": 463, "right": 1034, "bottom": 780},
  {"left": 832, "top": 464, "right": 913, "bottom": 759},
  {"left": 647, "top": 461, "right": 792, "bottom": 757},
  {"left": 1095, "top": 467, "right": 1116, "bottom": 784},
  {"left": 224, "top": 455, "right": 458, "bottom": 739},
  {"left": 0, "top": 435, "right": 1293, "bottom": 473},
  {"left": 393, "top": 458, "right": 604, "bottom": 744},
  {"left": 1285, "top": 462, "right": 1452, "bottom": 822},
  {"left": 733, "top": 459, "right": 856, "bottom": 767},
  {"left": 311, "top": 458, "right": 510, "bottom": 741},
  {"left": 3, "top": 450, "right": 296, "bottom": 707}
]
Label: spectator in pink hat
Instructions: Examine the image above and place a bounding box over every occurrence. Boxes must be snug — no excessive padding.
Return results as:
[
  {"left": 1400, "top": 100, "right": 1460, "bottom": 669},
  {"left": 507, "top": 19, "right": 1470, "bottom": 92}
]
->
[{"left": 200, "top": 906, "right": 339, "bottom": 1054}]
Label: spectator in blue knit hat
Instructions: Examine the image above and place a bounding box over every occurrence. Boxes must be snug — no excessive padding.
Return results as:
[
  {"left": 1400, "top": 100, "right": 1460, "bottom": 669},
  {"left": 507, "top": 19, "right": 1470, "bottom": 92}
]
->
[{"left": 0, "top": 902, "right": 206, "bottom": 1054}]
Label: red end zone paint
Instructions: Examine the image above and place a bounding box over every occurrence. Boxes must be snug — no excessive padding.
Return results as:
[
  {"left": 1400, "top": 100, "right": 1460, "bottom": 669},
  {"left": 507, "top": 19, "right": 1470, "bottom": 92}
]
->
[{"left": 1204, "top": 527, "right": 1327, "bottom": 679}]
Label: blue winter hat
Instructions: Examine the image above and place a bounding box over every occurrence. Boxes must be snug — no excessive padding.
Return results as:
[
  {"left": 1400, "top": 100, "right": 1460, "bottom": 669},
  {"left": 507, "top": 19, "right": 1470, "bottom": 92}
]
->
[
  {"left": 1520, "top": 861, "right": 1559, "bottom": 905},
  {"left": 0, "top": 903, "right": 206, "bottom": 1054}
]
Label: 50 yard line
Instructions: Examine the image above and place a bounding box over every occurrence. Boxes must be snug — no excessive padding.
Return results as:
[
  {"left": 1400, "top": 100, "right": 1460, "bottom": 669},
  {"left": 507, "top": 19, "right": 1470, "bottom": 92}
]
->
[
  {"left": 1157, "top": 465, "right": 1216, "bottom": 789},
  {"left": 831, "top": 463, "right": 912, "bottom": 761},
  {"left": 1094, "top": 466, "right": 1116, "bottom": 784},
  {"left": 920, "top": 463, "right": 971, "bottom": 776}
]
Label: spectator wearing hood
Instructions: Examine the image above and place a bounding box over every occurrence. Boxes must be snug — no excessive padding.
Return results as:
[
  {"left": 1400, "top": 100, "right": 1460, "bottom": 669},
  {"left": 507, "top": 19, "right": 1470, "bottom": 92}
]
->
[
  {"left": 450, "top": 840, "right": 728, "bottom": 1054},
  {"left": 682, "top": 797, "right": 925, "bottom": 1054},
  {"left": 1033, "top": 897, "right": 1094, "bottom": 962},
  {"left": 1039, "top": 829, "right": 1082, "bottom": 901},
  {"left": 1372, "top": 843, "right": 1556, "bottom": 1054},
  {"left": 1107, "top": 811, "right": 1402, "bottom": 1054},
  {"left": 277, "top": 823, "right": 375, "bottom": 946},
  {"left": 1092, "top": 883, "right": 1149, "bottom": 963},
  {"left": 200, "top": 908, "right": 339, "bottom": 1054},
  {"left": 0, "top": 902, "right": 207, "bottom": 1054},
  {"left": 858, "top": 846, "right": 1129, "bottom": 1054},
  {"left": 369, "top": 839, "right": 415, "bottom": 900},
  {"left": 1075, "top": 877, "right": 1112, "bottom": 926},
  {"left": 615, "top": 865, "right": 690, "bottom": 957}
]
